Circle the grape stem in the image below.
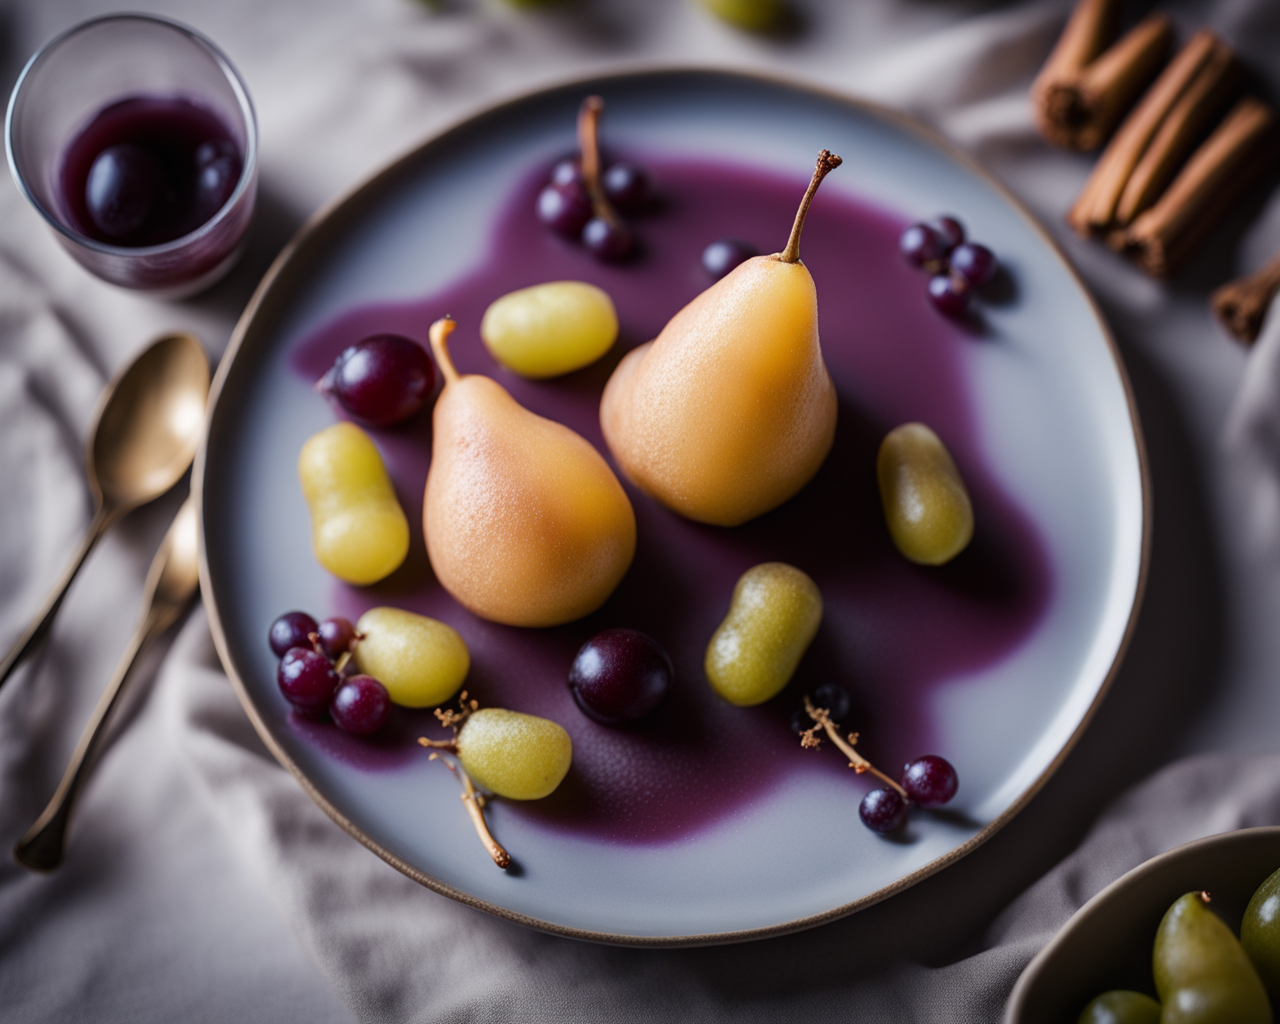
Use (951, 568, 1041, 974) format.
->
(778, 150, 843, 265)
(428, 317, 460, 387)
(421, 749, 511, 870)
(802, 697, 908, 798)
(577, 96, 626, 232)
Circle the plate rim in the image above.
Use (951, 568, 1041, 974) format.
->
(193, 64, 1153, 947)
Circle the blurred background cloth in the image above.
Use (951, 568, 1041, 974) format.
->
(2, 1, 1280, 1020)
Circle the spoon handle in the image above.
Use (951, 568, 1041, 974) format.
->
(13, 573, 194, 872)
(0, 505, 119, 692)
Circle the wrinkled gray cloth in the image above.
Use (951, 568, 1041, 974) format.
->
(2, 1, 1280, 1021)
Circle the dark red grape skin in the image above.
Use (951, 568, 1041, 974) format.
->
(901, 756, 958, 808)
(569, 628, 673, 725)
(550, 158, 581, 186)
(928, 273, 971, 317)
(537, 181, 592, 237)
(582, 216, 635, 262)
(269, 611, 318, 658)
(318, 334, 434, 428)
(192, 140, 240, 223)
(318, 617, 357, 660)
(702, 239, 757, 280)
(930, 216, 965, 253)
(859, 787, 908, 834)
(85, 143, 163, 239)
(603, 162, 650, 211)
(278, 647, 341, 716)
(899, 223, 949, 272)
(950, 243, 997, 286)
(330, 674, 392, 735)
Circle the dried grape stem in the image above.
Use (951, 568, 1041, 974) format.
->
(428, 317, 460, 386)
(778, 150, 842, 265)
(803, 698, 907, 798)
(420, 746, 511, 869)
(1212, 251, 1280, 344)
(577, 96, 626, 231)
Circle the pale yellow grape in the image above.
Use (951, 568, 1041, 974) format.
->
(298, 423, 408, 585)
(456, 708, 572, 800)
(353, 607, 469, 708)
(877, 423, 974, 566)
(480, 281, 618, 379)
(705, 563, 822, 707)
(699, 0, 783, 31)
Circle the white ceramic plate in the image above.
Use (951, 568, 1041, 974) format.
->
(196, 69, 1148, 945)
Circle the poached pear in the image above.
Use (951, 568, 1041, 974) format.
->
(423, 317, 636, 627)
(600, 150, 841, 526)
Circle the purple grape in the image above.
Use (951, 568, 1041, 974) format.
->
(901, 755, 958, 808)
(930, 216, 965, 253)
(859, 787, 908, 834)
(192, 152, 239, 223)
(927, 273, 971, 317)
(550, 157, 581, 186)
(537, 181, 592, 237)
(582, 216, 635, 262)
(278, 647, 341, 715)
(702, 238, 757, 280)
(318, 334, 435, 428)
(950, 243, 997, 287)
(85, 143, 164, 239)
(602, 162, 650, 211)
(899, 222, 949, 272)
(330, 674, 392, 735)
(269, 611, 318, 658)
(810, 683, 850, 722)
(569, 628, 673, 725)
(318, 617, 357, 660)
(789, 705, 814, 736)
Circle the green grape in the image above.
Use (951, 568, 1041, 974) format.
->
(877, 422, 974, 566)
(456, 708, 572, 800)
(1243, 866, 1280, 1000)
(353, 607, 469, 708)
(699, 0, 783, 31)
(705, 562, 822, 707)
(1077, 990, 1161, 1024)
(480, 281, 618, 379)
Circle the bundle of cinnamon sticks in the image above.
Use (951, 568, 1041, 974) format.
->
(1036, 1, 1278, 279)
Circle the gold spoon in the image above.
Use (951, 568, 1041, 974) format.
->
(0, 334, 209, 691)
(15, 495, 200, 871)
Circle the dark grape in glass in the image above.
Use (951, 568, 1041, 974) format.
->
(582, 216, 635, 262)
(537, 181, 592, 237)
(318, 334, 435, 428)
(603, 162, 650, 211)
(85, 144, 163, 239)
(269, 611, 318, 658)
(901, 755, 958, 808)
(702, 238, 757, 280)
(899, 223, 949, 271)
(950, 243, 997, 287)
(928, 273, 970, 317)
(859, 787, 907, 834)
(550, 157, 581, 186)
(330, 674, 392, 735)
(193, 141, 240, 223)
(930, 216, 965, 253)
(810, 683, 850, 722)
(318, 617, 357, 660)
(278, 647, 341, 715)
(569, 628, 673, 725)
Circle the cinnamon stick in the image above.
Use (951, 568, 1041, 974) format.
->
(1122, 97, 1278, 278)
(1212, 252, 1280, 344)
(1068, 29, 1223, 235)
(1033, 0, 1118, 147)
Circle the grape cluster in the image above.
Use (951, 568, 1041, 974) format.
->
(537, 156, 649, 262)
(898, 215, 998, 318)
(793, 684, 959, 835)
(269, 611, 392, 735)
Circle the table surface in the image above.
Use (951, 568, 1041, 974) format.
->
(1, 0, 1278, 1021)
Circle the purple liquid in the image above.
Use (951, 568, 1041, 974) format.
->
(289, 157, 1053, 844)
(59, 95, 241, 247)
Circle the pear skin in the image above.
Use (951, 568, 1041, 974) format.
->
(600, 151, 841, 527)
(424, 318, 636, 627)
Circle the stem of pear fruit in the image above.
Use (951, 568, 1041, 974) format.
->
(577, 96, 627, 232)
(428, 316, 460, 386)
(778, 150, 843, 265)
(803, 697, 907, 797)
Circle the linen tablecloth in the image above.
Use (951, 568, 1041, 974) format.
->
(3, 0, 1280, 1020)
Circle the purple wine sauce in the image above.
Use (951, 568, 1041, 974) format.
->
(59, 95, 241, 246)
(289, 156, 1053, 845)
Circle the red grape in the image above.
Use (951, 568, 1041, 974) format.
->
(85, 143, 163, 239)
(928, 273, 970, 317)
(330, 674, 391, 735)
(702, 238, 757, 280)
(537, 181, 592, 237)
(317, 617, 356, 660)
(950, 243, 997, 286)
(269, 611, 318, 658)
(899, 223, 949, 272)
(930, 216, 965, 253)
(901, 755, 958, 808)
(318, 334, 434, 428)
(569, 628, 673, 724)
(582, 216, 634, 262)
(859, 787, 907, 834)
(603, 162, 650, 211)
(278, 647, 340, 715)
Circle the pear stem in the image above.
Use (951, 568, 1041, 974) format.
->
(578, 96, 626, 231)
(802, 697, 908, 797)
(778, 150, 843, 265)
(428, 316, 460, 386)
